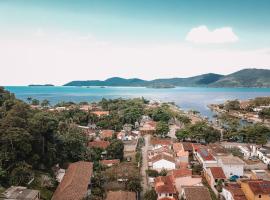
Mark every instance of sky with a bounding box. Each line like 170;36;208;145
0;0;270;85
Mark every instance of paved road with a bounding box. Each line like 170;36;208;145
141;134;150;196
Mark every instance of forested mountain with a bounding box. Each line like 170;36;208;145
64;68;270;87
209;68;270;87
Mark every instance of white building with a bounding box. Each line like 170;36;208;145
237;144;257;159
218;156;245;178
149;154;176;172
256;147;270;165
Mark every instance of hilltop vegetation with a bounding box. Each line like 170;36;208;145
64;68;270;88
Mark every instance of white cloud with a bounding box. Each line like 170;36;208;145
0;31;269;86
186;25;239;44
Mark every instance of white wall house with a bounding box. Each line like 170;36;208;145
238;145;251;159
151;159;176;172
149;154;176;172
218;156;245;178
221;187;234;200
256;148;270;165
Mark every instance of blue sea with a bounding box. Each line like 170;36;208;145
4;86;270;118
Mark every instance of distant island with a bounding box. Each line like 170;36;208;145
64;68;270;88
29;84;54;87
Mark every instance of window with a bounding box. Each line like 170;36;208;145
259;194;262;198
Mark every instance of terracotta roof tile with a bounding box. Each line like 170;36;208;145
183;186;211;200
192;143;203;151
151;138;172;146
209;167;226;179
106;191;136;200
169;168;192;179
88;140;110;149
224;183;247;200
173;143;189;157
52;161;93;200
154;175;176;194
246;180;270;194
182;142;193;151
149;153;175;164
100;130;114;139
197;148;216;161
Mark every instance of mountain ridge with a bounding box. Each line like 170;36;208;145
64;68;270;88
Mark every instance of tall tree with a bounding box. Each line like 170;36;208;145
106;139;124;160
155;121;169;138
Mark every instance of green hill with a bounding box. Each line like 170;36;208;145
210;68;270;87
64;68;270;88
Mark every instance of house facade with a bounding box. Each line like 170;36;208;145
149;154;176;172
218;156;245;178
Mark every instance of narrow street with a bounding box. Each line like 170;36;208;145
141;134;150;196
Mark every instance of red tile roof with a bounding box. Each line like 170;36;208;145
183;186;211;200
100;130;114;139
149;153;175;164
169;168;192;179
192;143;203;151
106;191;136;200
209;167;226;179
52;161;93;200
182;142;193;151
100;159;120;166
88;140;110;149
151;138;172;146
224;183;247;200
197;148;216;161
154;175;176;194
246;180;270;195
173;143;189;157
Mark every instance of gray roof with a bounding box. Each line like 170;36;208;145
1;186;39;200
219;156;245;165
